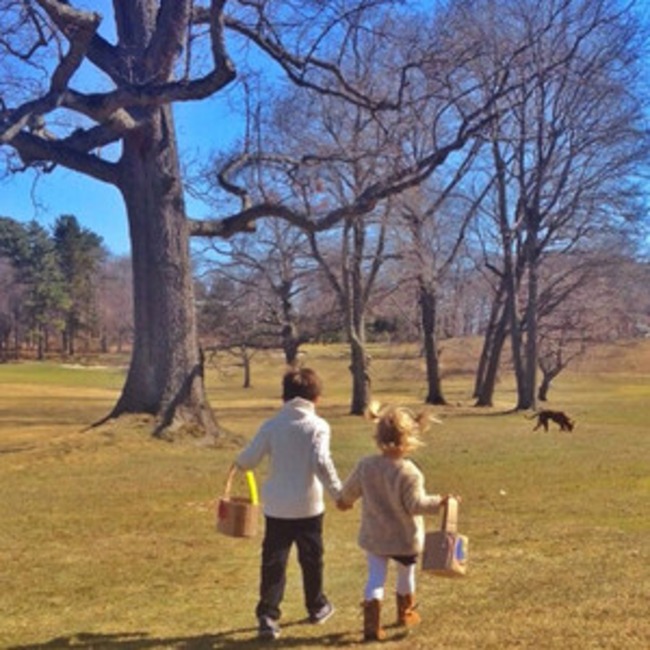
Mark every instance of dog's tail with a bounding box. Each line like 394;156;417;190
525;411;539;420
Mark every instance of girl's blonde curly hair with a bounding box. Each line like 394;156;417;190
366;400;440;452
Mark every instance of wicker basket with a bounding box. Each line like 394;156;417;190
216;467;260;538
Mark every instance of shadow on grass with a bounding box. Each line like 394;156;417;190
7;622;408;649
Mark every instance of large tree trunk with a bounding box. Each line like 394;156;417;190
111;107;219;439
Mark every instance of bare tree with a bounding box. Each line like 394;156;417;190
197;274;270;388
537;245;650;399
395;141;489;405
468;0;650;409
197;218;314;366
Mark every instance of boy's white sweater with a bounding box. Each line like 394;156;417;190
236;397;342;518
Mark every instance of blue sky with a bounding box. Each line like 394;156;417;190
1;164;130;255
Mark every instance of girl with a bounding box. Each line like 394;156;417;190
338;403;456;641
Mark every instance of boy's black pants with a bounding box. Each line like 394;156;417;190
256;514;329;621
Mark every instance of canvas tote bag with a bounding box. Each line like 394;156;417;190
421;497;468;577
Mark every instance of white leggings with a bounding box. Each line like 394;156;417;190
364;551;416;601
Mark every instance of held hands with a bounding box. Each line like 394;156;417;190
336;498;353;511
441;494;462;506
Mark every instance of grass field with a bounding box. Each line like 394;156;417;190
0;341;648;649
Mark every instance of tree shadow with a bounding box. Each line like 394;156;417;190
7;620;406;649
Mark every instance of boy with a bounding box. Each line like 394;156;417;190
234;367;342;641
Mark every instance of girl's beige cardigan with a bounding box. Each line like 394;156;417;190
340;454;442;556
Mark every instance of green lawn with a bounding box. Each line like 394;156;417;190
0;342;648;649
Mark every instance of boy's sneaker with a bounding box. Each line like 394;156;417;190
258;616;280;641
309;600;335;624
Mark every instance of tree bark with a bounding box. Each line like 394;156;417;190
280;284;301;366
241;348;252;389
282;322;300;367
348;220;372;415
419;284;446;405
520;229;539;410
537;372;553;401
349;332;370;415
507;247;528;410
474;302;509;407
473;278;505;400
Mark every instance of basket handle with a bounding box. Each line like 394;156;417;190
223;464;238;499
222;464;259;505
441;497;459;533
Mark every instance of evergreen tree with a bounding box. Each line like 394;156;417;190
53;215;105;355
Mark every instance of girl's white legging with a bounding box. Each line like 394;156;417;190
365;551;416;601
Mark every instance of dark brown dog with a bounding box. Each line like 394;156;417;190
529;410;575;432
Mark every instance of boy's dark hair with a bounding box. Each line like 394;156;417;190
282;367;323;402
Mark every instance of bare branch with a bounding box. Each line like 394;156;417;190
0;2;100;143
35;0;122;85
188;203;297;239
11;131;119;185
193;1;404;111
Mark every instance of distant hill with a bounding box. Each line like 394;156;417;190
571;339;650;375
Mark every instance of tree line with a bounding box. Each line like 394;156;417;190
0;215;133;361
1;0;649;437
1;210;647;410
196;216;650;407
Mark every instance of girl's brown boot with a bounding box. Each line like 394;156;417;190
396;593;421;627
363;599;386;641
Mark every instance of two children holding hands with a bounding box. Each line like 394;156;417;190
232;367;459;642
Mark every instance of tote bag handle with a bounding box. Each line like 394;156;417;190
441;497;459;534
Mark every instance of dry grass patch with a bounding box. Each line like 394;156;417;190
1;342;649;649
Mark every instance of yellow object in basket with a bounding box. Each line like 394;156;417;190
246;470;259;505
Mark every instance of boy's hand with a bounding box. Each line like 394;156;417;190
336;499;352;511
